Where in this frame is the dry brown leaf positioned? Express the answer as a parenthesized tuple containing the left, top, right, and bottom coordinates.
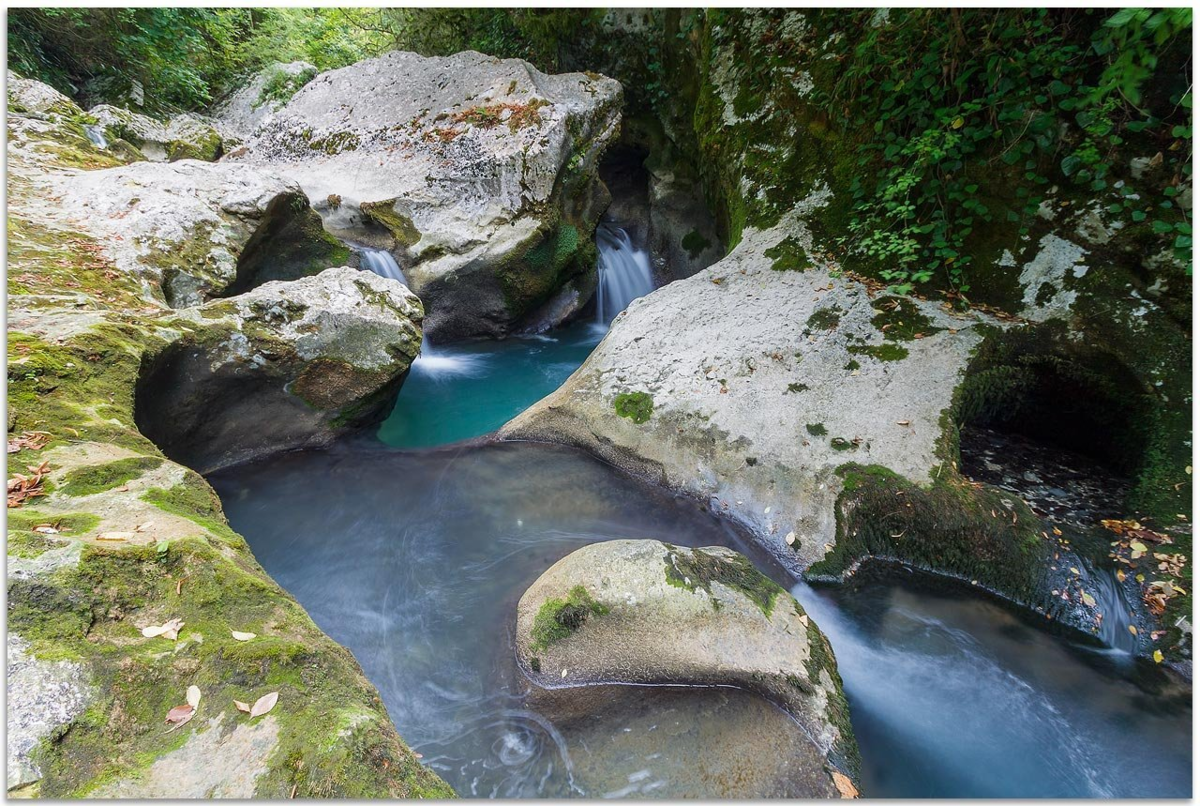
(165, 703, 194, 730)
(234, 700, 251, 714)
(7, 431, 51, 454)
(231, 630, 257, 642)
(832, 770, 859, 798)
(97, 531, 134, 542)
(250, 691, 278, 718)
(143, 617, 184, 640)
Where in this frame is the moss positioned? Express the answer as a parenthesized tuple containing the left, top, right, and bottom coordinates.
(843, 359, 861, 371)
(847, 343, 910, 362)
(613, 391, 654, 424)
(803, 618, 860, 779)
(870, 296, 941, 341)
(60, 456, 163, 497)
(805, 306, 842, 331)
(807, 463, 1048, 602)
(829, 436, 858, 452)
(663, 545, 783, 618)
(166, 131, 222, 162)
(806, 422, 828, 437)
(359, 200, 421, 249)
(530, 585, 609, 653)
(765, 236, 813, 272)
(786, 382, 809, 393)
(254, 65, 318, 110)
(681, 228, 712, 258)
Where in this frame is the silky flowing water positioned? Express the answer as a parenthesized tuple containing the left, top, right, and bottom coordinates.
(209, 247, 1190, 797)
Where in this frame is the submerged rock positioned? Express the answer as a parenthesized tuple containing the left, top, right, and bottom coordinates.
(515, 539, 858, 794)
(231, 50, 622, 339)
(88, 104, 224, 162)
(55, 159, 348, 307)
(139, 267, 423, 473)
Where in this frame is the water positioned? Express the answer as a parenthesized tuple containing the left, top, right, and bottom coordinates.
(794, 579, 1191, 798)
(377, 321, 605, 448)
(358, 246, 408, 285)
(84, 124, 107, 149)
(210, 442, 824, 798)
(595, 223, 654, 324)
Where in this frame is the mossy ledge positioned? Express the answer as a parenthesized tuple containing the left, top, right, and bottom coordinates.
(663, 544, 784, 618)
(7, 96, 453, 797)
(529, 584, 609, 653)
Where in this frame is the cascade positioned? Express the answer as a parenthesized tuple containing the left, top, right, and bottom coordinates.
(84, 124, 107, 149)
(594, 222, 654, 324)
(359, 247, 408, 285)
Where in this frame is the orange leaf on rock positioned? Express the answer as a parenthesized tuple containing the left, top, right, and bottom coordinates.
(250, 692, 278, 718)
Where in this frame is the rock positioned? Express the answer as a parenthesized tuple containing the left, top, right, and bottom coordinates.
(88, 104, 224, 162)
(503, 193, 989, 575)
(7, 71, 83, 119)
(210, 61, 318, 142)
(7, 635, 91, 792)
(55, 159, 348, 307)
(138, 267, 423, 472)
(232, 50, 623, 339)
(515, 539, 858, 791)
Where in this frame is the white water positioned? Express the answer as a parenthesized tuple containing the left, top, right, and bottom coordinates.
(359, 247, 408, 285)
(595, 223, 654, 324)
(84, 124, 107, 149)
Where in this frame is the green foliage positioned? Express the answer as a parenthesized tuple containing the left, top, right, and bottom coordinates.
(613, 391, 654, 424)
(828, 9, 1192, 295)
(662, 545, 784, 618)
(255, 65, 318, 110)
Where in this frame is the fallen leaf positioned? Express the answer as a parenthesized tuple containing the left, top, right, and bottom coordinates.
(234, 700, 251, 713)
(250, 691, 278, 718)
(142, 617, 185, 641)
(1081, 592, 1096, 607)
(832, 770, 859, 798)
(1128, 624, 1139, 636)
(97, 531, 133, 542)
(1153, 649, 1165, 663)
(895, 420, 910, 426)
(165, 704, 194, 729)
(231, 630, 257, 642)
(785, 531, 796, 546)
(186, 685, 202, 708)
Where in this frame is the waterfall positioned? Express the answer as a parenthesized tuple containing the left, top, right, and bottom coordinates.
(595, 222, 654, 324)
(1090, 567, 1138, 654)
(84, 124, 108, 149)
(359, 247, 408, 285)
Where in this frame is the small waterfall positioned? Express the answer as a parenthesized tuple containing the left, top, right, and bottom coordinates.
(595, 223, 654, 324)
(1090, 568, 1138, 654)
(84, 124, 108, 149)
(359, 247, 407, 285)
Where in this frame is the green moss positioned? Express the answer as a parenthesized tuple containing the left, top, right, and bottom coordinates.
(681, 228, 712, 258)
(870, 296, 941, 341)
(663, 545, 783, 618)
(530, 585, 609, 653)
(254, 65, 318, 110)
(847, 343, 910, 362)
(805, 422, 827, 436)
(613, 391, 654, 424)
(803, 618, 860, 779)
(805, 306, 842, 331)
(765, 236, 813, 272)
(60, 456, 163, 497)
(495, 220, 591, 318)
(786, 382, 809, 393)
(165, 131, 222, 162)
(829, 436, 858, 452)
(359, 200, 421, 248)
(844, 359, 861, 371)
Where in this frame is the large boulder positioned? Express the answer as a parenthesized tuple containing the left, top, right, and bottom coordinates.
(210, 61, 318, 142)
(7, 70, 84, 119)
(515, 539, 859, 795)
(55, 159, 348, 307)
(231, 50, 623, 339)
(88, 104, 224, 162)
(137, 267, 423, 473)
(504, 194, 990, 574)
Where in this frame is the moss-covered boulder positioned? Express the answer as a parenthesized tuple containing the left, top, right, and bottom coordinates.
(88, 104, 223, 162)
(7, 75, 452, 797)
(229, 50, 622, 339)
(515, 539, 858, 794)
(138, 267, 422, 473)
(55, 158, 348, 307)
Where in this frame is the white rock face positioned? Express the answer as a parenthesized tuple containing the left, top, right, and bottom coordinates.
(141, 267, 423, 472)
(7, 636, 91, 791)
(6, 70, 82, 117)
(232, 50, 623, 338)
(210, 61, 317, 142)
(515, 539, 855, 794)
(503, 201, 992, 573)
(55, 160, 313, 306)
(88, 105, 223, 162)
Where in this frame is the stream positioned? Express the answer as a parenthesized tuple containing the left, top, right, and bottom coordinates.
(208, 232, 1191, 798)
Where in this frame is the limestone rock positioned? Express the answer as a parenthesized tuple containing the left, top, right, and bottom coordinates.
(210, 61, 317, 142)
(88, 104, 223, 162)
(503, 195, 989, 576)
(232, 50, 623, 339)
(515, 539, 858, 789)
(139, 267, 423, 472)
(6, 71, 83, 118)
(7, 636, 91, 792)
(55, 159, 346, 307)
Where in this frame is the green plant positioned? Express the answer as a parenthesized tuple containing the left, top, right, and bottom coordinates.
(614, 391, 654, 424)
